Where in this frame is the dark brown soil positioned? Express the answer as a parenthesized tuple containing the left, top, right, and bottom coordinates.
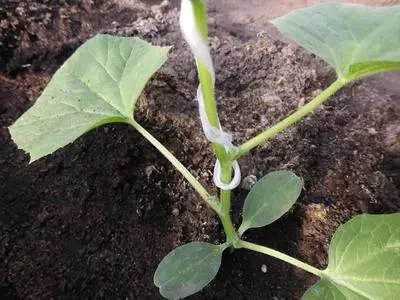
(1, 1, 399, 299)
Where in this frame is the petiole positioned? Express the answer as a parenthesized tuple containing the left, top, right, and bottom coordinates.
(128, 119, 219, 212)
(232, 78, 346, 160)
(238, 240, 324, 277)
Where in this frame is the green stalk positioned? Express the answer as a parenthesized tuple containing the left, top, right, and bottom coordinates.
(239, 240, 323, 277)
(218, 161, 239, 246)
(190, 2, 237, 244)
(197, 61, 227, 162)
(198, 59, 237, 244)
(232, 78, 346, 160)
(189, 0, 227, 163)
(129, 119, 219, 212)
(191, 0, 208, 41)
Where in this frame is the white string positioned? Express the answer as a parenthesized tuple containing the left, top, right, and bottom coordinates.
(180, 0, 241, 190)
(180, 0, 215, 80)
(197, 86, 233, 147)
(213, 160, 241, 190)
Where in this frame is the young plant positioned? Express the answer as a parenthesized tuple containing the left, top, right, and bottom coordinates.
(9, 2, 400, 299)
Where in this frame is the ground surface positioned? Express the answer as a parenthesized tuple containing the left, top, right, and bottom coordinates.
(1, 0, 399, 299)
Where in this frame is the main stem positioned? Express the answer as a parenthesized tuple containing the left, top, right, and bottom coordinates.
(218, 162, 239, 245)
(233, 78, 346, 160)
(198, 61, 238, 243)
(187, 1, 238, 243)
(239, 240, 323, 277)
(129, 119, 218, 211)
(197, 62, 238, 243)
(197, 62, 227, 162)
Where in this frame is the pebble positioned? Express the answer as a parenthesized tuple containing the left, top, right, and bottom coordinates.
(368, 127, 377, 135)
(261, 264, 267, 273)
(241, 175, 258, 190)
(172, 208, 180, 216)
(262, 93, 281, 106)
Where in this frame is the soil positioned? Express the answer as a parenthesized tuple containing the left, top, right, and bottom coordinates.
(1, 0, 399, 299)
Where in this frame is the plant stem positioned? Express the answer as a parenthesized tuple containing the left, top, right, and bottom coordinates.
(197, 61, 227, 162)
(218, 161, 239, 246)
(233, 78, 346, 160)
(129, 119, 219, 211)
(239, 240, 323, 277)
(184, 0, 238, 245)
(191, 0, 208, 41)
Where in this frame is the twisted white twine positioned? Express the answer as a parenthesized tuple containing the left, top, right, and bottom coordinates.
(180, 0, 241, 190)
(213, 160, 241, 190)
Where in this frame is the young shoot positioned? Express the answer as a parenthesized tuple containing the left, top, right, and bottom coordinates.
(9, 1, 400, 299)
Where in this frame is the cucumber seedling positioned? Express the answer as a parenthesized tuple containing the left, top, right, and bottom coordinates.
(10, 2, 400, 299)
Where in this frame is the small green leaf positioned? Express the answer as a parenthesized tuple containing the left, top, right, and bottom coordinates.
(303, 213, 400, 300)
(238, 171, 303, 235)
(154, 242, 227, 300)
(272, 4, 400, 81)
(9, 34, 170, 162)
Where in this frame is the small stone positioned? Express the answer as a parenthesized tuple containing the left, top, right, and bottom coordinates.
(384, 124, 400, 155)
(151, 0, 170, 15)
(261, 264, 267, 273)
(262, 93, 281, 106)
(159, 0, 171, 12)
(298, 97, 305, 108)
(145, 165, 157, 180)
(172, 208, 180, 216)
(304, 203, 327, 222)
(241, 175, 257, 190)
(312, 88, 323, 97)
(367, 127, 377, 135)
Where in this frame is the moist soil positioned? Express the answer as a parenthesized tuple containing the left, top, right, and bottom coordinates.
(1, 1, 400, 299)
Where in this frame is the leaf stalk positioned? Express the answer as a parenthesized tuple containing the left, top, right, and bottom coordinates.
(129, 119, 219, 211)
(232, 78, 346, 160)
(238, 240, 324, 277)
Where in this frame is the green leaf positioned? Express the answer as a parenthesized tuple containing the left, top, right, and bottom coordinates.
(303, 279, 366, 300)
(303, 214, 400, 300)
(272, 4, 400, 81)
(154, 242, 227, 300)
(9, 34, 170, 162)
(238, 171, 303, 235)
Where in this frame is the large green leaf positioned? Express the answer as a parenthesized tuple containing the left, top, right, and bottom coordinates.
(303, 279, 365, 300)
(303, 214, 400, 300)
(238, 171, 303, 236)
(9, 34, 170, 162)
(154, 242, 227, 299)
(272, 4, 400, 81)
